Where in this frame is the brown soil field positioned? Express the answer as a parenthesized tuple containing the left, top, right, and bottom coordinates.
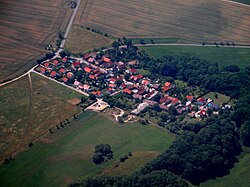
(74, 0, 250, 44)
(0, 0, 72, 82)
(64, 25, 113, 53)
(0, 73, 82, 162)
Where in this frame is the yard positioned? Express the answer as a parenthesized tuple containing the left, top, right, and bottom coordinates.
(204, 92, 231, 106)
(64, 25, 113, 53)
(74, 0, 250, 44)
(0, 111, 174, 187)
(140, 46, 250, 68)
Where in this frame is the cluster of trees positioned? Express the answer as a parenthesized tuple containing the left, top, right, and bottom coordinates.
(36, 52, 55, 64)
(92, 144, 113, 165)
(69, 170, 188, 187)
(141, 115, 242, 185)
(86, 27, 108, 37)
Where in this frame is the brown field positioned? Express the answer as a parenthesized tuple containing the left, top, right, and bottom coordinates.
(75, 0, 250, 44)
(64, 25, 113, 53)
(0, 73, 82, 162)
(0, 0, 72, 82)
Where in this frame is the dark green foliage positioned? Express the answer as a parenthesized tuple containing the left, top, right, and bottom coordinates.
(69, 170, 188, 187)
(92, 144, 113, 165)
(141, 116, 241, 185)
(240, 121, 250, 147)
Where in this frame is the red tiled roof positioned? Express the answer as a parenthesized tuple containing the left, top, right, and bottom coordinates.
(186, 95, 195, 101)
(62, 57, 67, 62)
(51, 71, 57, 77)
(162, 86, 171, 93)
(164, 82, 171, 87)
(63, 77, 68, 82)
(138, 89, 146, 95)
(130, 68, 137, 73)
(44, 62, 50, 67)
(160, 96, 169, 104)
(136, 74, 143, 80)
(59, 68, 66, 73)
(123, 88, 132, 95)
(121, 83, 126, 88)
(197, 97, 206, 103)
(103, 57, 111, 63)
(142, 79, 150, 85)
(84, 67, 92, 73)
(67, 72, 74, 79)
(89, 74, 96, 80)
(73, 61, 80, 67)
(84, 54, 90, 59)
(109, 83, 116, 88)
(53, 60, 59, 65)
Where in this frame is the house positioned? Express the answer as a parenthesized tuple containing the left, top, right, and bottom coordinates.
(110, 78, 117, 84)
(164, 82, 171, 87)
(74, 80, 81, 87)
(142, 79, 150, 86)
(130, 68, 137, 74)
(62, 57, 67, 63)
(59, 68, 66, 74)
(123, 88, 132, 95)
(143, 99, 158, 106)
(52, 59, 59, 66)
(160, 96, 171, 104)
(103, 56, 111, 63)
(138, 89, 146, 95)
(88, 57, 94, 63)
(50, 71, 57, 78)
(199, 110, 207, 117)
(67, 72, 74, 79)
(186, 95, 195, 101)
(152, 84, 160, 90)
(63, 77, 68, 83)
(109, 83, 116, 88)
(84, 66, 92, 73)
(83, 84, 90, 91)
(159, 104, 169, 111)
(197, 97, 206, 105)
(44, 62, 50, 68)
(120, 83, 126, 89)
(73, 61, 80, 68)
(83, 54, 90, 60)
(36, 66, 46, 74)
(92, 91, 103, 98)
(128, 60, 138, 65)
(170, 98, 179, 106)
(131, 103, 149, 115)
(133, 94, 143, 100)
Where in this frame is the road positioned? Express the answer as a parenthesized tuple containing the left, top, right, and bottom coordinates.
(31, 70, 89, 96)
(58, 0, 81, 54)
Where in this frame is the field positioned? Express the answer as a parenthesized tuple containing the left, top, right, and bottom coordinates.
(204, 92, 231, 105)
(0, 0, 72, 82)
(199, 148, 250, 187)
(0, 73, 82, 162)
(140, 46, 250, 68)
(0, 111, 174, 187)
(74, 0, 250, 44)
(64, 25, 113, 53)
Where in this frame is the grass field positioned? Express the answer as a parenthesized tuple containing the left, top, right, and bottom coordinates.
(204, 92, 230, 105)
(0, 0, 72, 82)
(0, 111, 174, 187)
(140, 46, 250, 68)
(199, 148, 250, 187)
(0, 73, 82, 162)
(65, 25, 113, 53)
(75, 0, 250, 44)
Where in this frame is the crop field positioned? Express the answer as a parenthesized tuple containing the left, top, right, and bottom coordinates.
(199, 148, 250, 187)
(0, 0, 72, 82)
(75, 0, 250, 44)
(0, 73, 82, 162)
(140, 46, 250, 68)
(64, 25, 113, 53)
(0, 111, 174, 187)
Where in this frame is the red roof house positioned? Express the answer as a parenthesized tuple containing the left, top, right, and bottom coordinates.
(186, 95, 195, 101)
(67, 72, 74, 79)
(44, 62, 50, 67)
(130, 68, 137, 74)
(84, 67, 92, 73)
(62, 57, 67, 62)
(73, 61, 80, 68)
(52, 60, 59, 66)
(50, 71, 57, 78)
(103, 57, 111, 63)
(59, 68, 66, 74)
(89, 74, 96, 80)
(123, 88, 132, 95)
(63, 77, 68, 83)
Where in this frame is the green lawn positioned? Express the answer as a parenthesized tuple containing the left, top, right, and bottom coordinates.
(0, 111, 174, 187)
(140, 46, 250, 68)
(199, 148, 250, 187)
(137, 68, 150, 76)
(204, 92, 230, 105)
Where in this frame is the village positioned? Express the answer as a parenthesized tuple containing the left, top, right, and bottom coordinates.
(35, 49, 231, 126)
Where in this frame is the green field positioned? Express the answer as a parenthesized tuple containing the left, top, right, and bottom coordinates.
(0, 111, 174, 187)
(140, 46, 250, 68)
(199, 148, 250, 187)
(204, 92, 231, 105)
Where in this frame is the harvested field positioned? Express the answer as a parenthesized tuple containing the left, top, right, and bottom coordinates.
(0, 73, 82, 162)
(75, 0, 250, 44)
(64, 25, 113, 53)
(0, 0, 72, 82)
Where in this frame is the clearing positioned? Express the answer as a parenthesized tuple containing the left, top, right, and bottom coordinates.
(140, 46, 250, 68)
(0, 0, 72, 82)
(64, 25, 113, 53)
(74, 0, 250, 44)
(0, 111, 174, 187)
(0, 73, 82, 162)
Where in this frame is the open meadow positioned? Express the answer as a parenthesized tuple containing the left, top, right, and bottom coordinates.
(0, 0, 72, 82)
(140, 46, 250, 68)
(75, 0, 250, 44)
(0, 111, 174, 187)
(65, 25, 113, 53)
(0, 73, 82, 163)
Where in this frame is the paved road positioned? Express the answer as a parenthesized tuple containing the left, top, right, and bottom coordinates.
(58, 0, 81, 54)
(31, 70, 89, 97)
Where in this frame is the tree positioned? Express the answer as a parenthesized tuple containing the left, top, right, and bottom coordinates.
(240, 121, 250, 147)
(112, 41, 121, 49)
(92, 152, 104, 165)
(89, 93, 96, 101)
(140, 39, 146, 45)
(116, 79, 123, 87)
